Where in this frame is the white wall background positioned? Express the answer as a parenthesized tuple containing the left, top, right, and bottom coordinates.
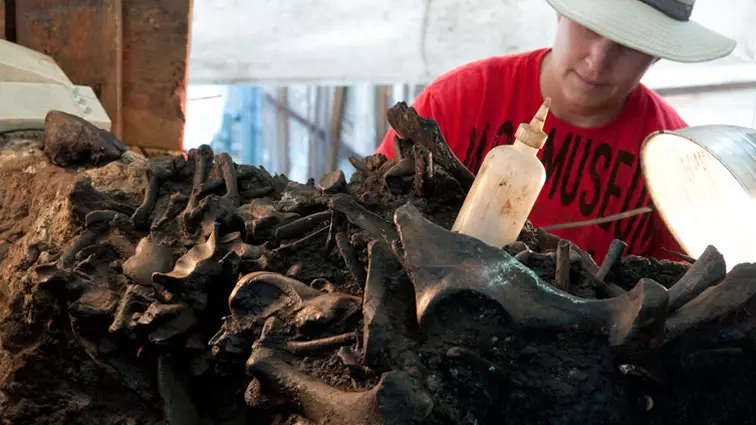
(184, 0, 756, 153)
(188, 0, 756, 87)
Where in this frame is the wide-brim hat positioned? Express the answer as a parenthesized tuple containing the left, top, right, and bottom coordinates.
(545, 0, 737, 63)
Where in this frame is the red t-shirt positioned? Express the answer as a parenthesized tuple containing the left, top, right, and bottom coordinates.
(376, 48, 687, 264)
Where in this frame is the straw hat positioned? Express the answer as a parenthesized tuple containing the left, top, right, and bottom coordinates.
(545, 0, 737, 62)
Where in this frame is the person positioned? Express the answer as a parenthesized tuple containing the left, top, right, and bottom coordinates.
(375, 0, 736, 264)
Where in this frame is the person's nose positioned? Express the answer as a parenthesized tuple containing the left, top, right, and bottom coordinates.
(584, 37, 620, 76)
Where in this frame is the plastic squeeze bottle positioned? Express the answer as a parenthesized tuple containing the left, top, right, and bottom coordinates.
(452, 98, 551, 248)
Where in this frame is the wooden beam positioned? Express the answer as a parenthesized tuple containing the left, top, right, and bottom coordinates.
(15, 0, 123, 138)
(122, 0, 193, 150)
(275, 87, 290, 174)
(326, 86, 346, 172)
(0, 1, 6, 40)
(375, 85, 390, 149)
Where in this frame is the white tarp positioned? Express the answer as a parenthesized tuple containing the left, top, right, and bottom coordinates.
(188, 0, 756, 86)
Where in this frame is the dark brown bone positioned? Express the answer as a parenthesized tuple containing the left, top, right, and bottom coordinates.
(151, 192, 189, 232)
(246, 348, 433, 425)
(131, 164, 172, 231)
(362, 239, 419, 370)
(109, 284, 156, 334)
(318, 169, 346, 194)
(387, 102, 475, 190)
(394, 202, 669, 347)
(329, 193, 398, 243)
(152, 224, 226, 309)
(69, 179, 136, 223)
(228, 272, 360, 330)
(667, 245, 726, 311)
(139, 302, 198, 343)
(283, 332, 358, 354)
(555, 240, 571, 292)
(157, 353, 201, 425)
(325, 210, 343, 255)
(336, 232, 367, 285)
(665, 262, 756, 340)
(596, 239, 627, 281)
(60, 210, 130, 267)
(275, 211, 331, 240)
(217, 152, 241, 207)
(237, 198, 301, 241)
(121, 235, 174, 286)
(181, 146, 215, 232)
(383, 157, 415, 195)
(514, 248, 624, 298)
(412, 144, 433, 197)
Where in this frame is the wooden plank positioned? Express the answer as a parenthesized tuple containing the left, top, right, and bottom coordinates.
(375, 85, 390, 149)
(275, 87, 290, 174)
(326, 86, 346, 171)
(0, 1, 5, 40)
(122, 0, 193, 150)
(15, 0, 123, 138)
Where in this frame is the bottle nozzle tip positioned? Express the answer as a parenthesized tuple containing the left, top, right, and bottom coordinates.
(530, 97, 551, 131)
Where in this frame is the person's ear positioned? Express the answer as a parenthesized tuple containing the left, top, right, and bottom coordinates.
(556, 13, 563, 23)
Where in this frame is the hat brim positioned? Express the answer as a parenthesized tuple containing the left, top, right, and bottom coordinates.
(546, 0, 736, 63)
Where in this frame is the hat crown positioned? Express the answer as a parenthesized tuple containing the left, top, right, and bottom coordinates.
(640, 0, 695, 21)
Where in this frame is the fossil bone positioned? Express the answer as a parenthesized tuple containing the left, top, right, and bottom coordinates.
(667, 245, 726, 312)
(393, 202, 670, 347)
(246, 348, 433, 425)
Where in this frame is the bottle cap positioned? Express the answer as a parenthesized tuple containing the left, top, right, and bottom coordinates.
(515, 97, 551, 149)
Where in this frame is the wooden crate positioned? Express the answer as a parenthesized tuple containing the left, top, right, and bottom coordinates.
(10, 0, 192, 152)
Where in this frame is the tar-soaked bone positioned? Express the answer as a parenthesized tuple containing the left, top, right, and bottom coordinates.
(387, 102, 475, 190)
(555, 240, 571, 292)
(122, 235, 174, 286)
(246, 348, 434, 425)
(413, 144, 433, 197)
(275, 211, 331, 240)
(153, 224, 225, 309)
(220, 232, 268, 260)
(273, 226, 329, 256)
(181, 146, 215, 232)
(318, 170, 346, 194)
(43, 110, 125, 167)
(151, 192, 189, 232)
(229, 271, 323, 320)
(238, 198, 301, 241)
(217, 152, 241, 207)
(157, 353, 201, 425)
(283, 332, 358, 354)
(329, 193, 398, 243)
(665, 263, 756, 340)
(69, 179, 136, 220)
(383, 157, 415, 194)
(132, 165, 172, 231)
(394, 202, 670, 347)
(597, 239, 627, 281)
(60, 210, 129, 267)
(362, 239, 419, 370)
(335, 232, 367, 285)
(667, 245, 726, 312)
(109, 284, 157, 334)
(325, 210, 342, 255)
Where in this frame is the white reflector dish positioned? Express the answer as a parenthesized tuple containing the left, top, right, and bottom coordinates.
(641, 125, 756, 271)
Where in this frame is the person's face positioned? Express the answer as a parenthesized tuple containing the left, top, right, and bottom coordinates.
(549, 15, 656, 111)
